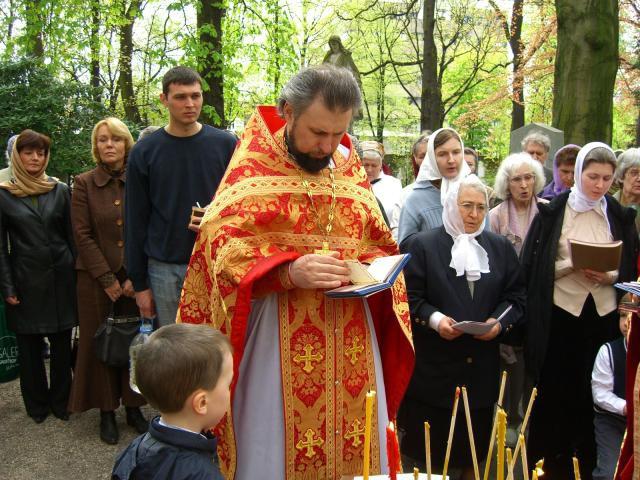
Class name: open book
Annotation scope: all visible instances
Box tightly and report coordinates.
[569,239,622,272]
[325,254,411,299]
[615,281,640,297]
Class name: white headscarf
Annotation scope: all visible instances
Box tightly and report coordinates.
[442,175,490,282]
[415,127,470,205]
[568,142,615,234]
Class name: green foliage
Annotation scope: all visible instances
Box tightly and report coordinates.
[0,58,110,179]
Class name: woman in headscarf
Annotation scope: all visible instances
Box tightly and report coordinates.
[399,175,526,478]
[0,129,76,423]
[397,127,470,245]
[390,132,430,240]
[540,144,580,200]
[490,153,547,255]
[613,148,640,235]
[68,118,147,444]
[522,143,639,478]
[361,140,403,224]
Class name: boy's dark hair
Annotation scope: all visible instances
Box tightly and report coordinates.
[135,323,232,413]
[162,66,203,96]
[16,129,50,154]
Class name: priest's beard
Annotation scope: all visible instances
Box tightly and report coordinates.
[285,126,331,174]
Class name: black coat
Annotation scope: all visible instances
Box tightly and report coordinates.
[520,191,639,382]
[0,182,77,334]
[401,226,526,409]
[112,416,224,480]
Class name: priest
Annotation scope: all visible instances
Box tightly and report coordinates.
[178,64,415,479]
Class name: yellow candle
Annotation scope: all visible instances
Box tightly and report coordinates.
[425,421,432,480]
[497,409,507,480]
[442,387,461,480]
[414,467,420,480]
[519,434,529,480]
[510,387,537,473]
[363,390,376,480]
[506,448,513,479]
[484,371,508,480]
[573,456,581,480]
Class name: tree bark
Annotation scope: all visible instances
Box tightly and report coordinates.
[90,0,101,102]
[509,0,525,131]
[197,0,225,128]
[421,0,443,131]
[552,0,619,145]
[118,0,142,124]
[24,0,45,57]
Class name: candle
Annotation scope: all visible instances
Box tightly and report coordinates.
[497,408,507,480]
[506,448,513,479]
[442,387,461,480]
[510,387,537,472]
[483,371,508,480]
[386,421,401,480]
[363,390,376,480]
[414,467,420,480]
[424,421,432,480]
[532,459,545,480]
[573,456,581,480]
[519,434,529,480]
[461,387,480,480]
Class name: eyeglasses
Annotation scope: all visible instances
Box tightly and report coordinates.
[458,202,487,214]
[509,173,536,184]
[625,169,640,179]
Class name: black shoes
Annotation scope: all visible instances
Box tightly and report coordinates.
[31,412,48,424]
[52,409,69,421]
[126,407,148,434]
[100,410,119,445]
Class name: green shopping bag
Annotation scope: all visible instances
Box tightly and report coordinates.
[0,301,19,382]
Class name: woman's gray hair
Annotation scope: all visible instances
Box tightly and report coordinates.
[277,65,361,118]
[614,148,640,186]
[458,174,488,201]
[521,131,551,152]
[493,152,545,200]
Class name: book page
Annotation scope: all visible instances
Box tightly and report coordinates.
[367,255,403,282]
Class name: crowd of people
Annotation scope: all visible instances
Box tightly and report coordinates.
[1,62,639,480]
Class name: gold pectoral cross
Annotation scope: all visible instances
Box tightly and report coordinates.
[314,240,338,256]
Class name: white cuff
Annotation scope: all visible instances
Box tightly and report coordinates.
[429,311,445,332]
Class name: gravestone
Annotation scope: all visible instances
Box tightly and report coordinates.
[510,123,564,169]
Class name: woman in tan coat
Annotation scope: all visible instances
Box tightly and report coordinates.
[68,117,146,444]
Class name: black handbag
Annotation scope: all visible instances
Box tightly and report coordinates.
[94,305,140,368]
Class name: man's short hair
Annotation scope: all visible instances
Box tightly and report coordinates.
[521,131,551,152]
[277,64,361,118]
[135,323,232,413]
[162,66,203,96]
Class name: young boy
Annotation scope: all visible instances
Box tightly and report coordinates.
[112,323,233,480]
[591,310,629,480]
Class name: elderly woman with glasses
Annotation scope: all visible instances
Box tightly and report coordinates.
[399,175,526,477]
[613,148,640,234]
[490,153,547,255]
[522,143,639,478]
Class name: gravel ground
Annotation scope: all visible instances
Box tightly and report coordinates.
[0,369,157,480]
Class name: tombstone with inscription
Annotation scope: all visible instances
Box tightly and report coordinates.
[510,123,564,169]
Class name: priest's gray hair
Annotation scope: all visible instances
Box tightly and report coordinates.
[614,148,640,186]
[521,131,551,152]
[277,65,362,118]
[458,174,488,202]
[494,152,545,200]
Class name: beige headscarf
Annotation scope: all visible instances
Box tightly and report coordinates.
[0,141,56,197]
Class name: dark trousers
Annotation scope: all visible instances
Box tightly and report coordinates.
[16,329,72,417]
[528,296,619,480]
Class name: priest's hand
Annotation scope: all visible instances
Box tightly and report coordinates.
[437,317,463,341]
[474,320,502,341]
[289,253,350,289]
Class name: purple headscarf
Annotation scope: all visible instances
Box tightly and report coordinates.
[540,144,580,199]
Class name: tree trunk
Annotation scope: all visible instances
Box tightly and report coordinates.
[509,0,525,131]
[90,0,101,102]
[197,1,225,128]
[420,0,443,131]
[552,0,619,145]
[24,0,45,57]
[118,0,142,124]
